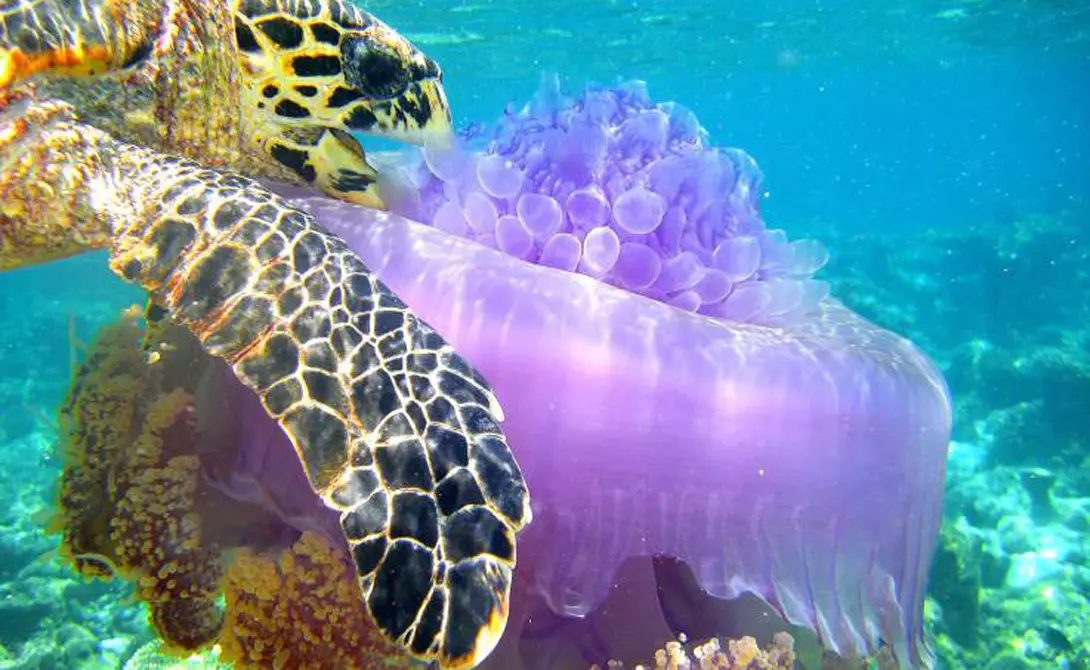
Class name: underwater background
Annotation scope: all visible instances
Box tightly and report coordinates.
[0,0,1087,668]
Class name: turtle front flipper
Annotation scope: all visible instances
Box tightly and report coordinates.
[0,0,160,90]
[0,95,531,670]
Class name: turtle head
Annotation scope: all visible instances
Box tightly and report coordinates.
[336,23,453,145]
[237,0,453,207]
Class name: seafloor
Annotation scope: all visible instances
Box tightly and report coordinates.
[0,208,1086,670]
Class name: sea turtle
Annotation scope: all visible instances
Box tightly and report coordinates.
[0,1,531,668]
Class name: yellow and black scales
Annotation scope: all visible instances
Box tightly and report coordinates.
[0,0,531,668]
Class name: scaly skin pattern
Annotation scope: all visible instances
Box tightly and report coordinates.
[0,89,531,670]
[0,1,530,668]
[0,0,453,208]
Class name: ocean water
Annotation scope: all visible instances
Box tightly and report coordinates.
[0,1,1088,669]
[374,0,1090,235]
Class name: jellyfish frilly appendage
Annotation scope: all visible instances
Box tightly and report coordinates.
[220,531,415,669]
[51,308,225,654]
[50,308,423,668]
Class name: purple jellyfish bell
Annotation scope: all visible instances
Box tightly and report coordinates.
[264,76,949,669]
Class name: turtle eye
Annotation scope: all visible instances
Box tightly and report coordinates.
[340,34,411,99]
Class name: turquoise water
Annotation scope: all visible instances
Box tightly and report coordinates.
[1,1,1088,668]
[375,0,1090,235]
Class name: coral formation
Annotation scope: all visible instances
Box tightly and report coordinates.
[122,642,228,670]
[929,521,982,649]
[981,346,1090,468]
[587,633,795,670]
[816,212,1090,669]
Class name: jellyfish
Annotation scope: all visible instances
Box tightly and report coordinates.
[293,75,951,668]
[53,76,950,669]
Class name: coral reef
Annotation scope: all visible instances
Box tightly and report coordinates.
[978,345,1090,468]
[0,262,149,667]
[819,214,1090,471]
[121,642,228,670]
[0,300,159,670]
[0,561,140,670]
[588,633,796,670]
[928,521,982,649]
[809,210,1090,670]
[932,451,1090,670]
